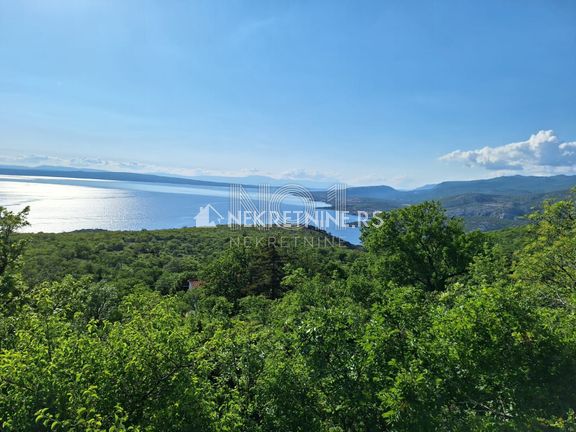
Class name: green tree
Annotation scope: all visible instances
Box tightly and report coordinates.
[514,197,576,307]
[245,244,284,299]
[362,201,486,291]
[0,206,30,311]
[203,243,286,301]
[0,206,29,277]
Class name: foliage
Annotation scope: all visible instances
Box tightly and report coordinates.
[1,200,576,431]
[0,206,30,312]
[19,227,356,294]
[361,201,486,291]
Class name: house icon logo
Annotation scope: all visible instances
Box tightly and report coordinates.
[194,204,225,227]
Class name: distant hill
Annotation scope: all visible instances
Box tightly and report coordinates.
[338,185,406,201]
[409,175,576,200]
[0,166,331,189]
[344,175,576,202]
[190,174,335,189]
[323,175,576,231]
[0,166,249,188]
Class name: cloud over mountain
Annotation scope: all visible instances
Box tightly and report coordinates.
[440,130,576,173]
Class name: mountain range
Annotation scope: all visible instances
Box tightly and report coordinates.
[327,175,576,230]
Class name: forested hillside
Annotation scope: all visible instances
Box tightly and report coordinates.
[317,174,576,231]
[1,199,576,431]
[18,227,357,294]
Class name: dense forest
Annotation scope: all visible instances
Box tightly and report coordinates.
[1,198,576,431]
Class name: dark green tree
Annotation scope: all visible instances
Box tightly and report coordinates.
[362,201,485,291]
[245,243,284,298]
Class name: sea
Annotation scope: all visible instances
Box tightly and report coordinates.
[0,175,361,244]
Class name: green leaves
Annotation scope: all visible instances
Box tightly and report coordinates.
[2,200,576,430]
[362,201,486,291]
[0,206,30,313]
[0,206,29,276]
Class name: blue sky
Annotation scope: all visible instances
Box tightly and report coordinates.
[0,0,575,187]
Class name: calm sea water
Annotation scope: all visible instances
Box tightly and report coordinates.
[0,175,361,244]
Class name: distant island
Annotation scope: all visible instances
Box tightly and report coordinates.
[0,166,244,188]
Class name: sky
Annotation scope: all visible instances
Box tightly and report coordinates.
[0,0,575,188]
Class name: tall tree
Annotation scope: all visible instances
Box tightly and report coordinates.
[0,206,30,308]
[361,201,485,291]
[514,196,576,307]
[0,206,29,277]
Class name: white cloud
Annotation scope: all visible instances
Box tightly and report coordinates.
[440,130,576,173]
[0,153,178,174]
[278,169,339,182]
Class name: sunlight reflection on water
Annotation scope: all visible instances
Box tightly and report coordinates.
[0,176,360,244]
